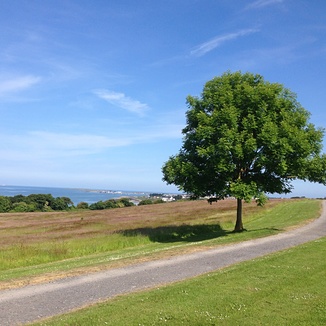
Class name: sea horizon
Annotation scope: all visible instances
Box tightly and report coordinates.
[0,184,157,205]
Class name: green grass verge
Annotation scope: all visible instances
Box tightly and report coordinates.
[33,236,326,326]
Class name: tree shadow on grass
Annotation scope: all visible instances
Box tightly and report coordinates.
[120,224,231,243]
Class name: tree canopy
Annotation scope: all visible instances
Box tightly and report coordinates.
[162,71,326,231]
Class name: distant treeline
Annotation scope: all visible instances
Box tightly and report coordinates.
[84,198,135,210]
[0,194,74,212]
[0,194,172,213]
[0,194,138,213]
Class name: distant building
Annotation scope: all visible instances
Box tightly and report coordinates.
[162,196,175,202]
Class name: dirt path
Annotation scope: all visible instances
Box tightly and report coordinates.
[1,201,326,325]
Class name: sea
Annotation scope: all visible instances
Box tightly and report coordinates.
[0,185,150,205]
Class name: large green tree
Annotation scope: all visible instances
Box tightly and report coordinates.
[162,71,326,232]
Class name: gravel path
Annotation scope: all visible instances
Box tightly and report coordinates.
[1,201,326,325]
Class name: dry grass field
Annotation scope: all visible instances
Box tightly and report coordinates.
[0,198,284,247]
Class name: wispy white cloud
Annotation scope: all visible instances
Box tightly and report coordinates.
[190,29,259,57]
[29,131,131,152]
[94,89,149,115]
[0,75,41,96]
[0,131,130,163]
[246,0,284,10]
[0,120,183,161]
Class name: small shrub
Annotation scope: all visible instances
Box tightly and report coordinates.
[12,202,31,212]
[77,202,89,209]
[0,196,12,212]
[89,201,106,210]
[103,200,119,209]
[118,198,135,207]
[153,199,165,204]
[138,199,154,206]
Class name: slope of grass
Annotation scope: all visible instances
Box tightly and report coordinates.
[34,236,326,326]
[0,199,322,288]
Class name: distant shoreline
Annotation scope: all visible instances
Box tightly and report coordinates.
[0,185,181,205]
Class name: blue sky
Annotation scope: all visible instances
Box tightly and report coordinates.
[1,0,325,197]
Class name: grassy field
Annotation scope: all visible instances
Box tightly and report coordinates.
[33,236,326,326]
[0,198,322,290]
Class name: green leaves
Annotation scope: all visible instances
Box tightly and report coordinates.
[229,180,258,203]
[162,70,325,201]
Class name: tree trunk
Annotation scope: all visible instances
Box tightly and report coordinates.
[234,198,244,232]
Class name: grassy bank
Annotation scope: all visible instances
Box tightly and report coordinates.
[34,236,326,325]
[35,238,326,326]
[0,198,322,288]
